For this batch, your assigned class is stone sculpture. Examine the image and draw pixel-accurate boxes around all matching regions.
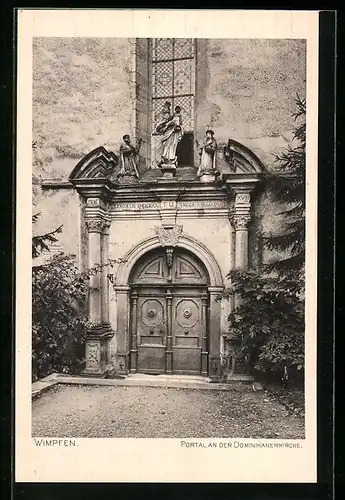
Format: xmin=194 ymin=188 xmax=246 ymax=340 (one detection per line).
xmin=154 ymin=102 xmax=183 ymax=177
xmin=118 ymin=134 xmax=142 ymax=183
xmin=196 ymin=129 xmax=220 ymax=182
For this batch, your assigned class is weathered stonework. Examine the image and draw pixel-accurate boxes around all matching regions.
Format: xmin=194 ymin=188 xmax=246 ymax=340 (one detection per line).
xmin=33 ymin=37 xmax=305 ymax=381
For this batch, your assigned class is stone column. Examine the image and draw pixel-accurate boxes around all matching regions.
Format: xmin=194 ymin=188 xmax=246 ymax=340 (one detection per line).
xmin=87 ymin=219 xmax=104 ymax=324
xmin=208 ymin=286 xmax=223 ymax=382
xmin=129 ymin=288 xmax=138 ymax=373
xmin=228 ymin=191 xmax=252 ymax=377
xmin=101 ymin=222 xmax=110 ymax=326
xmin=233 ymin=192 xmax=251 ymax=262
xmin=231 ymin=192 xmax=252 ymax=304
xmin=115 ymin=285 xmax=131 ymax=375
xmin=201 ymin=291 xmax=208 ymax=376
xmin=83 ymin=218 xmax=107 ymax=376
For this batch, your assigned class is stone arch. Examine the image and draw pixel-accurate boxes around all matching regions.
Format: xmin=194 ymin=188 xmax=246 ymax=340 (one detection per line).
xmin=116 ymin=234 xmax=224 ymax=288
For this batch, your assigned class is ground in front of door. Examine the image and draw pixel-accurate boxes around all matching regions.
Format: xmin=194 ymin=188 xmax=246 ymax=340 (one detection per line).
xmin=32 ymin=384 xmax=304 ymax=439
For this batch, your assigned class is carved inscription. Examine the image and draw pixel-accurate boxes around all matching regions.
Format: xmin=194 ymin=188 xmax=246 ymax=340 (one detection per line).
xmin=235 ymin=193 xmax=251 ymax=205
xmin=161 ymin=200 xmax=177 ymax=210
xmin=86 ymin=197 xmax=101 ymax=207
xmin=112 ymin=200 xmax=227 ymax=212
xmin=113 ymin=202 xmax=160 ymax=211
xmin=179 ymin=200 xmax=227 ymax=209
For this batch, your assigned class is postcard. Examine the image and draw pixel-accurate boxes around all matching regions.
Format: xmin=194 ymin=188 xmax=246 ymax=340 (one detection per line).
xmin=16 ymin=9 xmax=318 ymax=482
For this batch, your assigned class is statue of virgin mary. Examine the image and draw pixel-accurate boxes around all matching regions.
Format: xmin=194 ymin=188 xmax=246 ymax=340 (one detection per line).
xmin=155 ymin=103 xmax=183 ymax=167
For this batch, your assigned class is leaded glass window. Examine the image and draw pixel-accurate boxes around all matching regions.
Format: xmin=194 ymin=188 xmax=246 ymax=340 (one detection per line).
xmin=151 ymin=38 xmax=195 ymax=167
xmin=152 ymin=38 xmax=195 ymax=131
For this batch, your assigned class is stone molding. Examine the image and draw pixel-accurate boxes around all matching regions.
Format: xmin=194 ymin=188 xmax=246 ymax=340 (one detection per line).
xmin=115 ymin=234 xmax=224 ymax=288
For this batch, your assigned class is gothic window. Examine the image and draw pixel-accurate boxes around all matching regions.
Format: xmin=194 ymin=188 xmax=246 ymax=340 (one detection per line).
xmin=151 ymin=38 xmax=196 ymax=167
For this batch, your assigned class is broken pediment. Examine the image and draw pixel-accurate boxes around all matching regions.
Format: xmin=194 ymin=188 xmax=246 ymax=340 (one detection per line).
xmin=69 ymin=146 xmax=118 ymax=181
xmin=223 ymin=139 xmax=265 ymax=174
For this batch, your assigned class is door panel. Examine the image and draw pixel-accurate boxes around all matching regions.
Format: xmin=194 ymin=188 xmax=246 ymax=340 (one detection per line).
xmin=136 ymin=291 xmax=166 ymax=374
xmin=172 ymin=293 xmax=203 ymax=374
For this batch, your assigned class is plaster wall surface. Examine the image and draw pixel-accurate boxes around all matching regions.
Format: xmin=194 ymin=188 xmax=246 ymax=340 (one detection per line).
xmin=108 ymin=219 xmax=158 ymax=261
xmin=33 ymin=37 xmax=306 ymax=180
xmin=33 ymin=37 xmax=134 ymax=181
xmin=33 ymin=189 xmax=81 ymax=259
xmin=177 ymin=217 xmax=232 ymax=281
xmin=195 ymin=38 xmax=306 ymax=169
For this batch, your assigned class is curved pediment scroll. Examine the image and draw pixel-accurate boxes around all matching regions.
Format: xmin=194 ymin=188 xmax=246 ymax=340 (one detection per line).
xmin=69 ymin=146 xmax=118 ymax=181
xmin=223 ymin=139 xmax=265 ymax=174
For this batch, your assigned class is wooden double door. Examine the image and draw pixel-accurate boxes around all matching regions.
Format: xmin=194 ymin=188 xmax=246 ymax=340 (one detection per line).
xmin=130 ymin=286 xmax=208 ymax=375
xmin=129 ymin=248 xmax=210 ymax=375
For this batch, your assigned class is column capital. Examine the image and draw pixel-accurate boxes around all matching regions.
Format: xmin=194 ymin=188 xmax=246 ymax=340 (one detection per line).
xmin=230 ymin=212 xmax=252 ymax=230
xmin=86 ymin=218 xmax=107 ymax=233
xmin=229 ymin=189 xmax=252 ymax=230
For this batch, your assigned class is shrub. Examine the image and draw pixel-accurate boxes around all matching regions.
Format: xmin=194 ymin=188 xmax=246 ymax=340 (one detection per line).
xmin=223 ymin=269 xmax=304 ymax=381
xmin=32 ymin=253 xmax=88 ymax=380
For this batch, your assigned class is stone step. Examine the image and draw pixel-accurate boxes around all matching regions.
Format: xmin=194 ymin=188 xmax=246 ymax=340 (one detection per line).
xmin=32 ymin=372 xmax=254 ymax=398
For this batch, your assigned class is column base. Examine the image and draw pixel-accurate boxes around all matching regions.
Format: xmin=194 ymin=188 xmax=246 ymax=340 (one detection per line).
xmin=116 ymin=352 xmax=130 ymax=375
xmin=83 ymin=326 xmax=114 ymax=376
xmin=201 ymin=351 xmax=208 ymax=376
xmin=81 ymin=367 xmax=109 ymax=378
xmin=208 ymin=356 xmax=221 ymax=382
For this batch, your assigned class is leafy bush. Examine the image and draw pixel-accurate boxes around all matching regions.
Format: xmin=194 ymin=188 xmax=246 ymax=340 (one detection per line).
xmin=224 ymin=269 xmax=304 ymax=380
xmin=32 ymin=253 xmax=88 ymax=381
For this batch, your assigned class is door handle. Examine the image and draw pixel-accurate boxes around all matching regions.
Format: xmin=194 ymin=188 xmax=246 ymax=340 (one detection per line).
xmin=184 ymin=329 xmax=189 ymax=335
xmin=149 ymin=329 xmax=154 ymax=335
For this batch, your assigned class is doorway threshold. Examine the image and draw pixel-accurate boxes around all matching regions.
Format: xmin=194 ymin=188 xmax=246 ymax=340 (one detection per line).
xmin=127 ymin=373 xmax=212 ymax=384
xmin=32 ymin=372 xmax=254 ymax=398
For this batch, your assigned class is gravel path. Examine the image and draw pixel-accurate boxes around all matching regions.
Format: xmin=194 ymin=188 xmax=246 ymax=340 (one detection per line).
xmin=32 ymin=384 xmax=304 ymax=439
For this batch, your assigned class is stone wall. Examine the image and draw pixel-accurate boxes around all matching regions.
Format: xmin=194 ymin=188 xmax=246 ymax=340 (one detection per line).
xmin=33 ymin=37 xmax=134 ymax=180
xmin=32 ymin=37 xmax=134 ymax=244
xmin=195 ymin=38 xmax=306 ymax=169
xmin=33 ymin=37 xmax=306 ymax=180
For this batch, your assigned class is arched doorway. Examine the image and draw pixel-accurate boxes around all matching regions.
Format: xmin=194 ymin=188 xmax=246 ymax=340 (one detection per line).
xmin=128 ymin=247 xmax=210 ymax=376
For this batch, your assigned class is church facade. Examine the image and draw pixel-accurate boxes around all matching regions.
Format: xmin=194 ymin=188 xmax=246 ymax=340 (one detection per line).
xmin=33 ymin=37 xmax=306 ymax=381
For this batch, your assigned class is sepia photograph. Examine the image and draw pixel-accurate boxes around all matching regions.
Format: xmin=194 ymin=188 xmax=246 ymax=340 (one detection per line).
xmin=31 ymin=35 xmax=306 ymax=439
xmin=16 ymin=9 xmax=319 ymax=483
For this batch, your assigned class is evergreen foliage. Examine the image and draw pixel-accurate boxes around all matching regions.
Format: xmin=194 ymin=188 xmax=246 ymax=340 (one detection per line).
xmin=224 ymin=96 xmax=306 ymax=381
xmin=263 ymin=94 xmax=306 ymax=281
xmin=32 ymin=213 xmax=63 ymax=258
